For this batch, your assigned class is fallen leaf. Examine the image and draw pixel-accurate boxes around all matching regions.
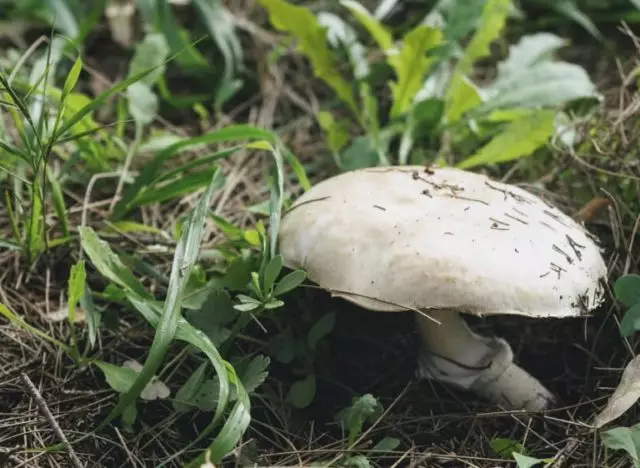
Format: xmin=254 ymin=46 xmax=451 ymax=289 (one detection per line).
xmin=123 ymin=359 xmax=171 ymax=401
xmin=594 ymin=354 xmax=640 ymax=428
xmin=45 ymin=305 xmax=86 ymax=323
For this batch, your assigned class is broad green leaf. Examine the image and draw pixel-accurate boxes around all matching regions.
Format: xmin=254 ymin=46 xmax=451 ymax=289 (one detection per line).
xmin=258 ymin=0 xmax=360 ymax=120
xmin=127 ymin=82 xmax=158 ymax=127
xmin=496 ymin=33 xmax=567 ymax=78
xmin=445 ymin=0 xmax=510 ymax=120
xmin=173 ymin=361 xmax=209 ymax=413
xmin=95 ymin=361 xmax=139 ymax=393
xmin=444 ymin=75 xmax=483 ymax=123
xmin=340 ymin=0 xmax=393 ymax=50
xmin=286 ymin=374 xmax=316 ymax=408
xmin=128 ymin=33 xmax=170 ymax=86
xmin=371 ymin=436 xmax=400 ymax=452
xmin=620 ymin=304 xmax=640 ymax=338
xmin=480 ymin=62 xmax=600 ymax=113
xmin=512 ymin=453 xmax=550 ymax=468
xmin=307 ymin=311 xmax=336 ymax=350
xmin=340 ymin=136 xmax=379 ymax=171
xmin=68 ymin=260 xmax=86 ymax=323
xmin=490 ymin=438 xmax=526 ymax=459
xmin=601 ymin=424 xmax=640 ymax=468
xmin=457 ymin=110 xmax=555 ymax=169
xmin=273 ymin=270 xmax=306 ymax=296
xmin=388 ymin=24 xmax=442 ymax=117
xmin=263 ymin=255 xmax=283 ymax=292
xmin=614 ymin=275 xmax=640 ymax=307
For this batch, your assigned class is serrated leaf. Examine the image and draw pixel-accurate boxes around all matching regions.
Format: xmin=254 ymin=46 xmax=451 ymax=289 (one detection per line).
xmin=335 ymin=393 xmax=382 ymax=444
xmin=594 ymin=354 xmax=640 ymax=428
xmin=457 ymin=110 xmax=556 ymax=169
xmin=239 ymin=355 xmax=270 ymax=394
xmin=340 ymin=0 xmax=393 ymax=50
xmin=387 ymin=24 xmax=442 ymax=117
xmin=273 ymin=270 xmax=306 ymax=296
xmin=307 ymin=311 xmax=336 ymax=350
xmin=445 ymin=0 xmax=510 ymax=121
xmin=258 ymin=0 xmax=360 ymax=119
xmin=615 ymin=275 xmax=640 ymax=307
xmin=443 ymin=75 xmax=483 ymax=123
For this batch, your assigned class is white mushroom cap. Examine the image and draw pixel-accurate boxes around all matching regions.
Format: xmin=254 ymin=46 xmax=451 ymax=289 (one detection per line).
xmin=278 ymin=165 xmax=608 ymax=319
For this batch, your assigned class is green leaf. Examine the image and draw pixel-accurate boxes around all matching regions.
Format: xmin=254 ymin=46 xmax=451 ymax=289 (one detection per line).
xmin=601 ymin=424 xmax=640 ymax=467
xmin=480 ymin=62 xmax=600 ymax=113
xmin=156 ymin=0 xmax=208 ymax=69
xmin=239 ymin=355 xmax=270 ymax=394
xmin=95 ymin=361 xmax=139 ymax=393
xmin=340 ymin=0 xmax=393 ymax=50
xmin=615 ymin=275 xmax=640 ymax=307
xmin=79 ymin=227 xmax=150 ymax=299
xmin=258 ymin=0 xmax=360 ymax=120
xmin=496 ymin=33 xmax=568 ymax=78
xmin=79 ymin=284 xmax=101 ymax=350
xmin=307 ymin=311 xmax=336 ymax=351
xmin=316 ymin=111 xmax=349 ymax=154
xmin=192 ymin=0 xmax=243 ymax=82
xmin=273 ymin=270 xmax=306 ymax=296
xmin=620 ymin=303 xmax=640 ymax=338
xmin=127 ymin=82 xmax=159 ymax=127
xmin=387 ymin=24 xmax=442 ymax=117
xmin=512 ymin=453 xmax=550 ymax=468
xmin=45 ymin=0 xmax=79 ymax=39
xmin=173 ymin=361 xmax=209 ymax=413
xmin=457 ymin=109 xmax=556 ymax=169
xmin=68 ymin=260 xmax=86 ymax=323
xmin=546 ymin=0 xmax=602 ymax=40
xmin=97 ymin=171 xmax=222 ymax=428
xmin=490 ymin=438 xmax=526 ymax=459
xmin=340 ymin=136 xmax=379 ymax=171
xmin=371 ymin=436 xmax=400 ymax=452
xmin=61 ymin=56 xmax=83 ymax=100
xmin=286 ymin=374 xmax=316 ymax=409
xmin=335 ymin=393 xmax=382 ymax=444
xmin=128 ymin=33 xmax=170 ymax=86
xmin=445 ymin=0 xmax=511 ymax=121
xmin=263 ymin=255 xmax=283 ymax=292
xmin=443 ymin=75 xmax=483 ymax=123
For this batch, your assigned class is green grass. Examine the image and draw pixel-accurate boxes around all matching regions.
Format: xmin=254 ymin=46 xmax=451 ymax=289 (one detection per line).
xmin=0 ymin=1 xmax=639 ymax=467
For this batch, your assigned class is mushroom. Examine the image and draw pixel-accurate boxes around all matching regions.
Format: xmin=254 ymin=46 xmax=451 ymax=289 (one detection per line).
xmin=278 ymin=165 xmax=608 ymax=412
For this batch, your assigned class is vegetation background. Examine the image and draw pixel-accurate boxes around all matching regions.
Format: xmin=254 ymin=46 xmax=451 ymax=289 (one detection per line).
xmin=0 ymin=0 xmax=639 ymax=466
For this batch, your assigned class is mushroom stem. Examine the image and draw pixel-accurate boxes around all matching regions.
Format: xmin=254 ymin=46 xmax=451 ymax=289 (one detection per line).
xmin=414 ymin=310 xmax=555 ymax=412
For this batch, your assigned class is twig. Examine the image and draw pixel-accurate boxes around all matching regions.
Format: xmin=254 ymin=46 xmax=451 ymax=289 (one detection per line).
xmin=550 ymin=437 xmax=580 ymax=468
xmin=21 ymin=373 xmax=84 ymax=468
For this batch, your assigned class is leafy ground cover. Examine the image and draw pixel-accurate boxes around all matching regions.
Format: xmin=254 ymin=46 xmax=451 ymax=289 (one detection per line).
xmin=0 ymin=1 xmax=640 ymax=467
